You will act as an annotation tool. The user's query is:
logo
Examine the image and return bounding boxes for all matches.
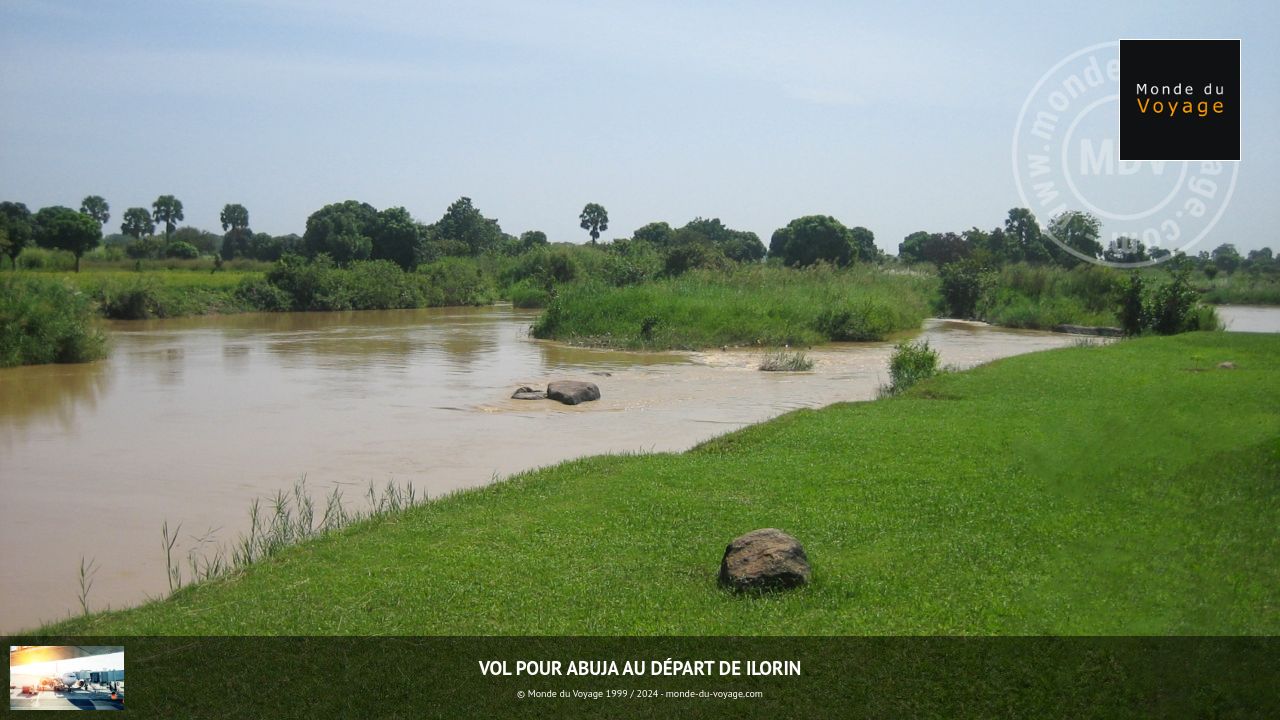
[1012,41,1238,268]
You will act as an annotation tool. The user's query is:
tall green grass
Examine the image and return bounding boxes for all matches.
[533,264,937,349]
[0,275,107,366]
[976,263,1122,329]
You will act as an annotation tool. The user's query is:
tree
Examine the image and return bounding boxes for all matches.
[121,208,155,239]
[220,203,252,260]
[1002,208,1050,264]
[433,197,504,256]
[579,203,609,245]
[770,215,859,267]
[370,206,424,270]
[1211,243,1242,275]
[1103,236,1148,263]
[152,195,184,240]
[0,201,33,269]
[518,230,548,253]
[849,226,878,263]
[632,221,675,248]
[34,205,101,272]
[681,217,765,262]
[80,195,110,227]
[304,200,377,263]
[1046,211,1102,266]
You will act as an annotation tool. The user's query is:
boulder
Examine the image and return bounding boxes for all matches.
[718,528,810,592]
[511,386,547,400]
[546,380,601,405]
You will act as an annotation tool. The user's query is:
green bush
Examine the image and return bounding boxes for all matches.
[94,275,163,319]
[509,278,551,308]
[235,277,293,312]
[0,275,107,366]
[16,247,76,271]
[813,300,897,341]
[939,260,991,319]
[533,264,935,349]
[419,257,495,306]
[165,240,200,259]
[887,339,940,395]
[345,260,427,310]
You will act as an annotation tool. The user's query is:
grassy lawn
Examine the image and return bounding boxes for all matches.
[38,332,1279,635]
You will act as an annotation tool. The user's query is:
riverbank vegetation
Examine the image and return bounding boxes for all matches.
[0,275,106,367]
[532,265,936,349]
[35,331,1279,635]
[2,193,1267,360]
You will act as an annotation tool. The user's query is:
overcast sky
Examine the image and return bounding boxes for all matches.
[2,0,1276,252]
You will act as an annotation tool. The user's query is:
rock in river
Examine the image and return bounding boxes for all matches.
[718,528,811,592]
[511,386,547,400]
[546,380,601,405]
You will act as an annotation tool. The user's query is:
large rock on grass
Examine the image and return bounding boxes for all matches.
[546,380,601,405]
[718,528,810,592]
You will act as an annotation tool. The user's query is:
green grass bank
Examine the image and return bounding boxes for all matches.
[38,331,1279,635]
[533,264,937,349]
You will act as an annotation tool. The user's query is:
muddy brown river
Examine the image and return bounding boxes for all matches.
[0,306,1143,631]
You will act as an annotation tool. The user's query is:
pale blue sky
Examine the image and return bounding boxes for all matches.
[2,0,1276,252]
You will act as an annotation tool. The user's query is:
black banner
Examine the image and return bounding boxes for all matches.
[7,636,1278,718]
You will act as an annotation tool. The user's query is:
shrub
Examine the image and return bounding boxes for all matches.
[814,301,897,341]
[509,278,551,308]
[759,349,814,372]
[886,340,940,395]
[419,257,495,306]
[235,277,292,312]
[0,275,107,366]
[345,260,426,310]
[165,240,200,259]
[94,276,163,319]
[266,254,351,311]
[939,260,991,319]
[16,246,76,271]
[1148,264,1204,335]
[1119,272,1146,336]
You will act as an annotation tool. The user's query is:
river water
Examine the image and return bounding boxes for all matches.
[5,305,1272,632]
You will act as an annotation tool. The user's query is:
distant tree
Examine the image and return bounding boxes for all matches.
[663,227,729,276]
[770,215,859,267]
[304,200,378,264]
[681,217,765,262]
[370,206,424,270]
[220,203,252,260]
[632,221,675,248]
[172,226,222,255]
[898,230,969,267]
[1002,208,1050,264]
[519,230,548,253]
[34,205,101,272]
[579,203,609,245]
[1046,211,1103,265]
[1211,243,1242,275]
[1247,247,1273,264]
[152,195,184,240]
[0,201,33,269]
[80,195,110,227]
[1103,236,1148,263]
[849,226,878,263]
[121,207,155,239]
[165,241,200,259]
[433,197,504,256]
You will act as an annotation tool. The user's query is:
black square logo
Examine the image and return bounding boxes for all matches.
[1120,39,1240,161]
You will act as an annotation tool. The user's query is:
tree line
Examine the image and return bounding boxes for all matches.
[3,193,1273,278]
